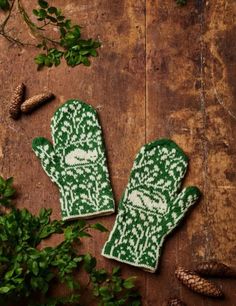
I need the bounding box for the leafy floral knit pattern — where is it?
[102,139,201,272]
[32,100,115,220]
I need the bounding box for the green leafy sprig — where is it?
[0,176,15,207]
[0,0,101,69]
[0,176,142,306]
[89,265,141,306]
[33,0,100,68]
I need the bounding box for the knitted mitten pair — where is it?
[32,100,200,272]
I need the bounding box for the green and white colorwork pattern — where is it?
[32,100,115,220]
[102,139,201,272]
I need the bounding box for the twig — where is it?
[37,21,51,30]
[0,31,24,45]
[17,0,60,46]
[0,0,15,30]
[0,0,36,47]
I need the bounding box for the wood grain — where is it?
[0,1,235,305]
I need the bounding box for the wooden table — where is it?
[0,1,235,305]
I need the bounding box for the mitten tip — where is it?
[54,99,97,116]
[186,186,201,199]
[32,137,53,151]
[146,138,189,162]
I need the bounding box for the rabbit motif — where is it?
[65,148,98,165]
[128,189,167,214]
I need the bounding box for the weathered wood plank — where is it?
[146,1,236,305]
[0,0,235,305]
[0,0,146,305]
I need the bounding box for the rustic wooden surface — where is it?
[0,0,236,305]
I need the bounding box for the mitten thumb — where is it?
[165,186,201,225]
[32,137,59,183]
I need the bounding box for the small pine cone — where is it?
[175,267,224,298]
[165,297,186,306]
[9,83,25,119]
[195,261,236,278]
[21,92,54,113]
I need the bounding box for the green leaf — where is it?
[38,0,48,9]
[39,224,60,239]
[64,19,71,30]
[112,266,121,276]
[47,6,57,14]
[90,223,108,232]
[79,50,89,55]
[83,253,96,273]
[81,56,91,67]
[38,8,47,19]
[90,49,98,57]
[34,54,46,65]
[0,176,6,188]
[59,27,66,36]
[33,9,39,16]
[4,269,14,280]
[73,25,81,37]
[0,0,9,11]
[3,187,15,197]
[64,226,73,240]
[55,8,62,16]
[73,256,83,263]
[44,57,53,67]
[78,231,92,238]
[98,285,111,297]
[91,269,107,283]
[6,177,13,186]
[65,32,75,41]
[39,207,52,222]
[0,176,15,208]
[123,276,137,289]
[0,286,11,293]
[32,261,39,276]
[35,49,64,69]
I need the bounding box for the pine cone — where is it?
[175,267,224,298]
[9,83,25,119]
[164,297,186,306]
[195,261,236,278]
[21,92,54,113]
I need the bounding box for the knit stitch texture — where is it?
[102,139,201,272]
[32,100,115,220]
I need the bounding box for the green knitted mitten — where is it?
[32,100,115,220]
[102,139,201,272]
